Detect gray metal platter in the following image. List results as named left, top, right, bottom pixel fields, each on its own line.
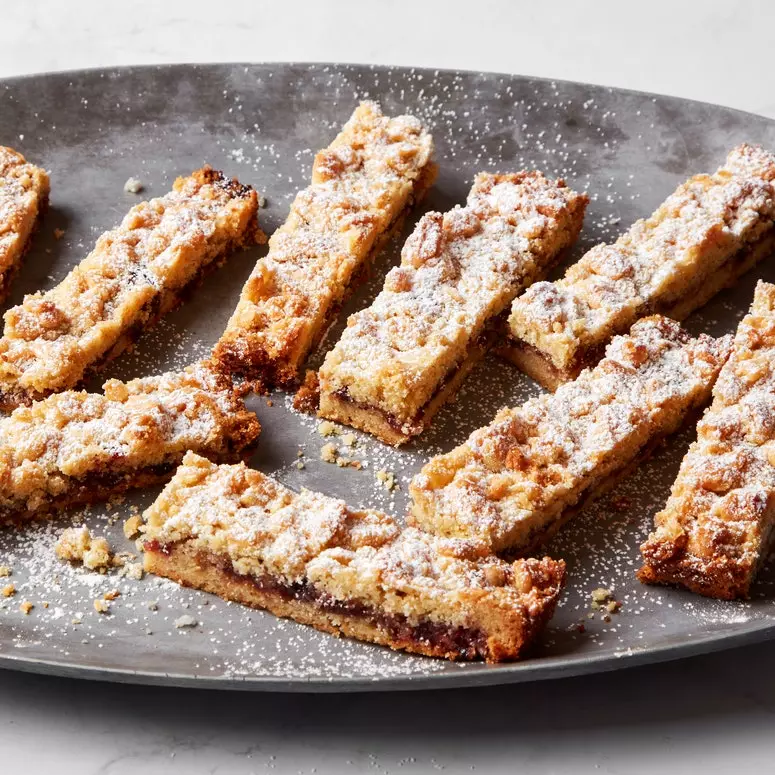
left=1, top=62, right=775, bottom=692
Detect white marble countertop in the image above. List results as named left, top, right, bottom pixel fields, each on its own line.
left=3, top=1, right=775, bottom=772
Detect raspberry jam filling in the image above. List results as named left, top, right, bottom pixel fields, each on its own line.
left=144, top=540, right=490, bottom=659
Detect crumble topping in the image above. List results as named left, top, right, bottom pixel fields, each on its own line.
left=509, top=144, right=775, bottom=373
left=639, top=281, right=775, bottom=598
left=0, top=146, right=50, bottom=300
left=55, top=526, right=113, bottom=571
left=320, top=442, right=338, bottom=463
left=123, top=177, right=144, bottom=194
left=142, top=452, right=565, bottom=658
left=123, top=515, right=143, bottom=539
left=0, top=166, right=262, bottom=403
left=93, top=598, right=110, bottom=614
left=410, top=316, right=732, bottom=553
left=213, top=101, right=436, bottom=388
left=0, top=362, right=260, bottom=520
left=318, top=172, right=587, bottom=438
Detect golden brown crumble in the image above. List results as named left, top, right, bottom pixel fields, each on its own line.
left=212, top=101, right=436, bottom=390
left=639, top=281, right=775, bottom=598
left=508, top=144, right=775, bottom=386
left=320, top=443, right=338, bottom=463
left=410, top=316, right=731, bottom=554
left=318, top=171, right=587, bottom=444
left=0, top=166, right=262, bottom=408
left=142, top=452, right=566, bottom=662
left=0, top=147, right=50, bottom=304
left=0, top=362, right=260, bottom=523
left=55, top=526, right=114, bottom=571
left=123, top=515, right=143, bottom=539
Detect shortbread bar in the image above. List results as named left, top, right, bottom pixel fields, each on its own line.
left=142, top=452, right=566, bottom=662
left=317, top=172, right=587, bottom=445
left=639, top=282, right=775, bottom=599
left=506, top=144, right=775, bottom=390
left=410, top=316, right=731, bottom=555
left=212, top=101, right=436, bottom=390
left=0, top=363, right=260, bottom=524
left=0, top=147, right=50, bottom=303
left=0, top=166, right=262, bottom=410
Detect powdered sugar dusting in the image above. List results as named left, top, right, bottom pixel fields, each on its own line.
left=510, top=144, right=775, bottom=371
left=2, top=63, right=775, bottom=686
left=318, top=171, right=586, bottom=430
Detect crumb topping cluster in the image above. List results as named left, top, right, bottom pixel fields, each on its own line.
left=0, top=363, right=260, bottom=517
left=410, top=316, right=732, bottom=553
left=0, top=146, right=50, bottom=292
left=0, top=166, right=259, bottom=400
left=319, top=172, right=587, bottom=429
left=213, top=101, right=436, bottom=387
left=509, top=144, right=775, bottom=372
left=143, top=452, right=564, bottom=628
left=640, top=281, right=775, bottom=596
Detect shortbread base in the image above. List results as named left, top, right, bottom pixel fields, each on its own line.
left=143, top=540, right=550, bottom=662
left=319, top=334, right=489, bottom=447
left=503, top=229, right=775, bottom=391
left=410, top=403, right=709, bottom=557
left=0, top=219, right=261, bottom=412
left=637, top=517, right=775, bottom=600
left=213, top=162, right=438, bottom=392
left=0, top=446, right=257, bottom=526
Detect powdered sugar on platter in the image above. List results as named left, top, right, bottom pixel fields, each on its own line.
left=1, top=62, right=775, bottom=689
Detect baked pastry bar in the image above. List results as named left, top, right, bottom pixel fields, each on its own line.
left=639, top=282, right=775, bottom=599
left=317, top=172, right=587, bottom=445
left=0, top=363, right=260, bottom=524
left=212, top=101, right=436, bottom=390
left=142, top=452, right=566, bottom=662
left=0, top=147, right=50, bottom=303
left=410, top=316, right=731, bottom=555
left=0, top=166, right=262, bottom=410
left=506, top=144, right=775, bottom=390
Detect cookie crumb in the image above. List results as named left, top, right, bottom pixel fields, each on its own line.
left=123, top=176, right=144, bottom=194
left=2, top=583, right=16, bottom=598
left=376, top=469, right=397, bottom=491
left=93, top=599, right=110, bottom=614
left=123, top=515, right=143, bottom=540
left=293, top=370, right=320, bottom=413
left=320, top=442, right=338, bottom=463
left=341, top=433, right=356, bottom=447
left=55, top=526, right=114, bottom=571
left=590, top=587, right=620, bottom=613
left=103, top=589, right=121, bottom=601
left=53, top=228, right=66, bottom=240
left=318, top=421, right=338, bottom=437
left=174, top=614, right=198, bottom=629
left=0, top=566, right=11, bottom=578
left=120, top=562, right=144, bottom=581
left=19, top=601, right=33, bottom=615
